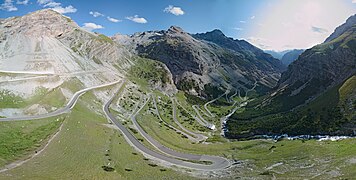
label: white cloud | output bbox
[37,0,51,5]
[51,5,76,14]
[233,27,243,31]
[126,15,147,24]
[239,20,246,23]
[247,0,356,51]
[82,22,104,32]
[43,2,60,7]
[245,37,272,49]
[353,0,356,3]
[311,26,328,33]
[89,11,104,17]
[37,0,76,14]
[0,0,18,11]
[164,5,184,16]
[250,16,255,20]
[107,16,121,23]
[16,0,29,5]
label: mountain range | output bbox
[113,26,285,98]
[280,49,304,65]
[0,9,355,138]
[226,14,356,138]
[264,49,304,66]
[264,50,291,59]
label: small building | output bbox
[207,124,216,130]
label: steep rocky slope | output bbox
[0,9,133,98]
[325,14,356,42]
[279,24,355,94]
[0,9,132,74]
[226,14,356,138]
[114,26,284,98]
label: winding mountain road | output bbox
[150,94,197,142]
[104,87,230,170]
[0,80,122,122]
[171,98,207,142]
[0,76,49,84]
[1,79,231,170]
[228,89,238,103]
[220,83,257,136]
[175,100,211,130]
[203,90,230,118]
[192,105,213,128]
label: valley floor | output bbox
[0,78,355,179]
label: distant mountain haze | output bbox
[264,50,291,59]
[280,49,305,66]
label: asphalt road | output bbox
[1,78,230,170]
[203,90,230,118]
[192,105,215,129]
[150,94,197,142]
[171,98,207,142]
[0,80,122,122]
[104,86,231,170]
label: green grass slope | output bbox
[0,92,193,180]
[226,75,356,138]
[0,117,63,168]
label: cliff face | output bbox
[114,26,284,97]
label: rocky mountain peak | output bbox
[168,26,185,33]
[30,8,61,16]
[194,29,226,40]
[1,8,78,37]
[193,29,285,72]
[209,29,225,36]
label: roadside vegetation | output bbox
[226,76,356,138]
[0,90,193,179]
[0,90,25,108]
[0,117,63,168]
[1,61,354,179]
[122,74,356,178]
[128,57,170,88]
[133,86,356,179]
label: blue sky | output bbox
[1,0,356,51]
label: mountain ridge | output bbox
[280,49,304,65]
[114,26,285,98]
[226,14,356,138]
[325,14,356,43]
